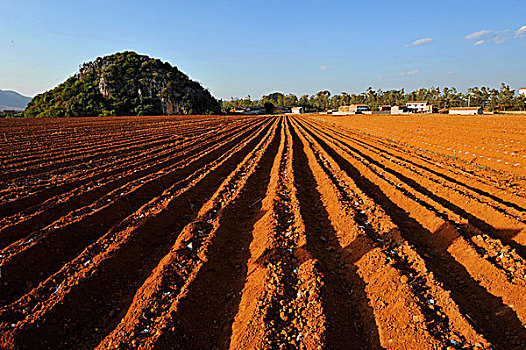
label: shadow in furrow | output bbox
[289,123,380,350]
[154,118,282,350]
[310,120,526,213]
[0,118,262,224]
[306,121,526,257]
[300,121,526,350]
[0,121,266,306]
[8,121,274,350]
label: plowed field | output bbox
[1,115,525,349]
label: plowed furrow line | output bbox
[257,118,326,350]
[307,118,526,216]
[327,121,526,223]
[0,118,276,350]
[311,119,526,210]
[0,117,225,178]
[292,117,489,349]
[297,118,526,349]
[0,118,262,219]
[226,119,309,349]
[291,119,382,349]
[312,117,526,197]
[364,132,526,204]
[0,117,223,162]
[0,129,176,172]
[93,118,280,350]
[0,119,264,246]
[234,118,343,349]
[0,117,246,188]
[0,134,181,226]
[229,119,325,350]
[0,119,223,166]
[0,117,272,331]
[0,132,180,179]
[0,120,268,306]
[304,119,526,279]
[141,119,285,350]
[2,118,224,167]
[0,118,260,244]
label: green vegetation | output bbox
[0,111,24,118]
[18,52,526,117]
[222,84,526,113]
[25,51,221,118]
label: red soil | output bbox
[1,114,525,349]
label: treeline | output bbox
[222,83,526,112]
[0,111,24,118]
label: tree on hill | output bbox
[25,51,221,117]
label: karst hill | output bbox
[25,51,221,118]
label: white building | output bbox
[391,105,408,114]
[333,104,369,115]
[520,88,526,97]
[406,101,432,113]
[449,107,483,115]
[291,106,304,114]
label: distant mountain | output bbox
[25,51,221,117]
[0,90,31,111]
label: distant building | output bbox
[406,101,432,113]
[229,107,245,114]
[244,106,266,115]
[291,106,304,114]
[449,107,483,115]
[391,105,408,114]
[520,88,526,97]
[334,104,369,115]
[272,107,291,114]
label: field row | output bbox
[1,115,525,349]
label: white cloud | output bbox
[516,25,526,37]
[401,69,420,76]
[464,30,491,40]
[409,38,433,46]
[493,36,509,44]
[378,75,385,80]
[445,71,455,76]
[464,28,513,46]
[319,65,329,70]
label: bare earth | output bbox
[1,114,525,349]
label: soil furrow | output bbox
[0,118,260,212]
[309,118,526,212]
[288,119,369,350]
[0,118,264,247]
[297,117,526,349]
[0,118,276,350]
[2,114,525,349]
[292,117,489,349]
[0,119,268,305]
[146,118,283,349]
[0,117,257,213]
[306,119,526,275]
[95,118,280,350]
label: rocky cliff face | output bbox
[25,51,221,117]
[78,52,220,115]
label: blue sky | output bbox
[1,0,525,99]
